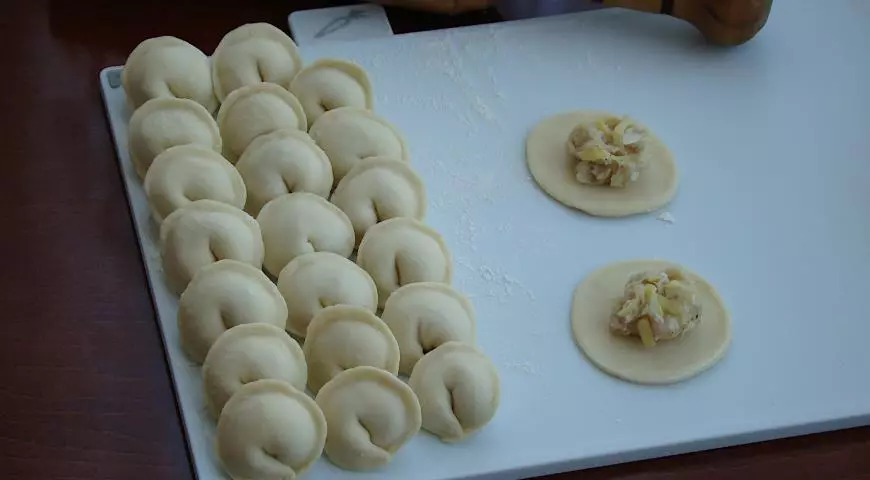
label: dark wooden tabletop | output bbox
[1,1,867,479]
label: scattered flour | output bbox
[503,360,541,376]
[656,211,676,224]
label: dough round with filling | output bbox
[382,282,476,375]
[315,366,421,470]
[217,379,326,480]
[128,97,221,179]
[408,342,500,442]
[144,145,246,224]
[308,107,409,185]
[277,252,378,339]
[303,305,400,394]
[257,192,354,278]
[526,111,678,217]
[571,259,731,385]
[331,156,426,245]
[160,200,264,294]
[122,36,217,113]
[203,323,306,418]
[178,259,287,364]
[212,23,303,102]
[289,58,373,128]
[235,129,333,216]
[356,218,452,308]
[216,83,306,163]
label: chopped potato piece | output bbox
[566,115,649,188]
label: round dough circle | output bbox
[526,111,678,217]
[315,366,421,471]
[128,97,221,180]
[178,259,287,364]
[356,218,452,308]
[217,379,326,480]
[203,323,307,418]
[144,144,246,224]
[212,23,303,102]
[303,305,400,394]
[408,342,500,442]
[277,252,378,339]
[330,156,427,245]
[289,58,373,128]
[235,128,333,216]
[256,192,355,278]
[121,36,217,113]
[571,259,732,385]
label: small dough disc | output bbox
[330,156,427,245]
[217,379,326,480]
[382,282,476,375]
[144,144,246,224]
[277,252,378,339]
[203,323,307,418]
[128,97,221,179]
[216,83,307,163]
[526,111,678,217]
[308,107,409,185]
[178,259,287,364]
[235,128,333,216]
[121,36,217,113]
[212,23,303,102]
[571,259,732,385]
[356,218,452,308]
[303,305,400,394]
[315,366,421,471]
[408,342,500,442]
[289,58,374,128]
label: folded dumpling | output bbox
[289,58,373,128]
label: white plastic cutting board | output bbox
[99,1,870,479]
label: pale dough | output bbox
[381,282,476,375]
[315,366,421,471]
[177,259,287,364]
[128,97,221,180]
[144,144,246,224]
[356,218,452,308]
[408,342,500,442]
[571,259,732,385]
[330,156,427,245]
[303,305,400,394]
[256,192,355,278]
[289,58,373,128]
[235,128,333,216]
[212,23,303,102]
[526,111,678,217]
[217,379,326,480]
[203,323,307,418]
[276,252,378,339]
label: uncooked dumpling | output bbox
[203,323,307,418]
[122,36,217,113]
[331,156,426,245]
[144,144,246,224]
[128,97,221,179]
[216,83,306,163]
[303,305,400,394]
[277,252,378,339]
[356,218,452,308]
[308,107,409,185]
[212,23,303,102]
[315,366,421,471]
[408,342,500,442]
[235,129,333,216]
[257,192,354,278]
[381,282,476,375]
[217,379,326,480]
[177,259,287,364]
[160,200,264,294]
[289,58,373,128]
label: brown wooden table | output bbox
[1,1,868,479]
